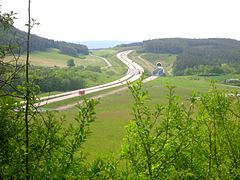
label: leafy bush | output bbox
[85,65,102,73]
[0,98,98,179]
[121,81,240,179]
[1,78,240,179]
[182,65,225,76]
[67,58,75,67]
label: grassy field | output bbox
[27,48,240,161]
[91,48,127,75]
[204,74,240,83]
[21,48,107,67]
[55,75,240,162]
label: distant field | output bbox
[19,48,106,67]
[56,75,240,161]
[91,48,127,72]
[91,49,128,81]
[91,49,118,57]
[205,74,240,83]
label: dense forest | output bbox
[142,38,240,75]
[0,24,89,56]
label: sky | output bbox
[1,0,240,42]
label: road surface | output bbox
[54,75,158,111]
[34,50,145,107]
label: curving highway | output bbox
[34,50,144,107]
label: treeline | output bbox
[117,42,143,48]
[142,38,240,75]
[0,24,89,56]
[143,38,186,54]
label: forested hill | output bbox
[142,38,240,75]
[0,24,89,56]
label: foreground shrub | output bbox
[121,81,240,179]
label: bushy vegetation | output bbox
[1,65,110,93]
[0,97,99,179]
[121,81,240,179]
[66,58,75,67]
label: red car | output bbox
[78,90,85,95]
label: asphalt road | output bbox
[34,50,144,107]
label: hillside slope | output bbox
[0,23,89,56]
[142,38,240,75]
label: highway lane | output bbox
[34,50,144,107]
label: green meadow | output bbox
[55,75,239,161]
[36,49,240,162]
[16,48,104,67]
[29,49,240,162]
